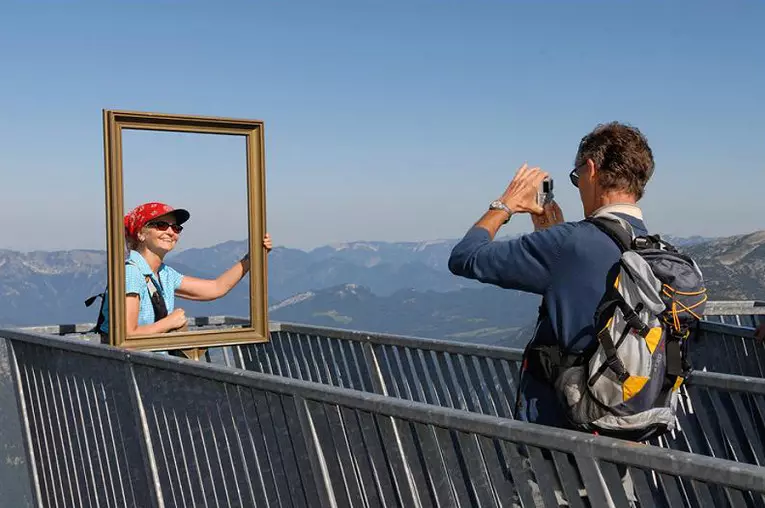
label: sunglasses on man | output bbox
[569,163,586,188]
[146,220,184,234]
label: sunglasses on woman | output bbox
[146,220,184,234]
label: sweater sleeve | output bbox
[448,223,574,295]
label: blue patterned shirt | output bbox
[99,250,185,334]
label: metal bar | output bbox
[573,456,611,508]
[550,451,587,508]
[527,446,563,507]
[339,406,384,507]
[294,396,336,508]
[476,435,516,506]
[321,402,366,507]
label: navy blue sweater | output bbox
[448,213,647,426]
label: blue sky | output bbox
[0,2,763,251]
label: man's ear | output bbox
[586,159,597,185]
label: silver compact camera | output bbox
[537,177,554,206]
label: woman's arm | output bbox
[175,234,272,302]
[175,258,249,301]
[126,295,187,336]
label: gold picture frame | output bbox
[102,109,268,351]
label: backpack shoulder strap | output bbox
[141,274,169,322]
[585,213,635,253]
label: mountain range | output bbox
[1,230,763,346]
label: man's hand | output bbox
[755,323,765,343]
[500,163,549,215]
[531,201,565,231]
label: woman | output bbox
[96,201,272,338]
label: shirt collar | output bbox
[128,250,165,277]
[589,203,643,220]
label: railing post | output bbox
[125,360,164,507]
[294,395,338,508]
[362,341,388,396]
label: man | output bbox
[448,121,655,428]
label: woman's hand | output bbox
[126,295,188,335]
[263,233,272,252]
[165,308,188,331]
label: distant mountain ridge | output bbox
[267,283,540,348]
[1,231,763,343]
[681,231,765,300]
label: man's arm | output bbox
[448,223,572,294]
[448,163,568,294]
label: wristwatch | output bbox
[489,200,512,224]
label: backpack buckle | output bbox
[633,237,651,250]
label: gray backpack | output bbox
[555,212,707,441]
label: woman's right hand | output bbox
[166,308,188,331]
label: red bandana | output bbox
[124,202,190,238]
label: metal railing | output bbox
[14,317,765,468]
[192,322,765,470]
[2,328,765,508]
[704,300,765,328]
[21,302,765,379]
[693,321,765,378]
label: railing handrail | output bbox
[704,300,765,316]
[698,320,756,337]
[273,321,527,361]
[10,317,765,389]
[2,326,765,493]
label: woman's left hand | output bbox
[263,233,273,252]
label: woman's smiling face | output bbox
[139,213,182,255]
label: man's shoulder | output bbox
[523,219,596,241]
[534,219,624,258]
